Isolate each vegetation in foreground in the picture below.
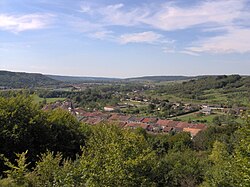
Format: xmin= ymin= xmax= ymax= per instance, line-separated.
xmin=0 ymin=95 xmax=249 ymax=186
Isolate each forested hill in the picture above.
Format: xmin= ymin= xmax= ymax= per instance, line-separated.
xmin=47 ymin=75 xmax=120 ymax=82
xmin=182 ymin=75 xmax=250 ymax=90
xmin=0 ymin=71 xmax=60 ymax=88
xmin=159 ymin=75 xmax=250 ymax=95
xmin=125 ymin=76 xmax=193 ymax=82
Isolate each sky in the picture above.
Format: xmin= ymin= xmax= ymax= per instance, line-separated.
xmin=0 ymin=0 xmax=250 ymax=78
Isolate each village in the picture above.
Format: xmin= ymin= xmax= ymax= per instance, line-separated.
xmin=43 ymin=100 xmax=209 ymax=137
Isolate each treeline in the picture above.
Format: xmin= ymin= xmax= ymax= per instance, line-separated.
xmin=0 ymin=95 xmax=249 ymax=186
xmin=0 ymin=71 xmax=59 ymax=88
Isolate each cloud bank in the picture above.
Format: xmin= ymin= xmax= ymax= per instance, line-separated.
xmin=1 ymin=0 xmax=250 ymax=54
xmin=0 ymin=14 xmax=54 ymax=33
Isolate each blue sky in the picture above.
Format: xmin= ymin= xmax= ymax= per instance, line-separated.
xmin=0 ymin=0 xmax=250 ymax=77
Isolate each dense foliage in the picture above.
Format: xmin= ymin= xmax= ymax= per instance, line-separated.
xmin=0 ymin=95 xmax=87 ymax=175
xmin=0 ymin=71 xmax=59 ymax=88
xmin=0 ymin=95 xmax=249 ymax=186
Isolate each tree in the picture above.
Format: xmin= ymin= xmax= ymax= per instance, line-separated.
xmin=47 ymin=109 xmax=85 ymax=159
xmin=156 ymin=149 xmax=206 ymax=187
xmin=201 ymin=141 xmax=233 ymax=187
xmin=0 ymin=95 xmax=87 ymax=176
xmin=0 ymin=95 xmax=51 ymax=174
xmin=79 ymin=124 xmax=157 ymax=186
xmin=231 ymin=119 xmax=250 ymax=186
xmin=0 ymin=151 xmax=31 ymax=186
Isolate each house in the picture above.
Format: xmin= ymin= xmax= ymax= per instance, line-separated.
xmin=83 ymin=112 xmax=103 ymax=118
xmin=156 ymin=119 xmax=171 ymax=126
xmin=127 ymin=116 xmax=144 ymax=123
xmin=125 ymin=123 xmax=138 ymax=129
xmin=125 ymin=123 xmax=150 ymax=130
xmin=176 ymin=122 xmax=192 ymax=130
xmin=74 ymin=108 xmax=87 ymax=116
xmin=108 ymin=114 xmax=131 ymax=122
xmin=156 ymin=119 xmax=179 ymax=128
xmin=150 ymin=124 xmax=162 ymax=132
xmin=141 ymin=117 xmax=158 ymax=124
xmin=201 ymin=106 xmax=212 ymax=115
xmin=163 ymin=126 xmax=173 ymax=133
xmin=104 ymin=106 xmax=116 ymax=112
xmin=138 ymin=123 xmax=150 ymax=130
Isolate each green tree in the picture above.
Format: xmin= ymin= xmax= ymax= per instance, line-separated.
xmin=47 ymin=109 xmax=85 ymax=159
xmin=0 ymin=95 xmax=50 ymax=174
xmin=231 ymin=119 xmax=250 ymax=186
xmin=156 ymin=149 xmax=206 ymax=187
xmin=0 ymin=151 xmax=31 ymax=187
xmin=79 ymin=124 xmax=156 ymax=186
xmin=201 ymin=141 xmax=233 ymax=187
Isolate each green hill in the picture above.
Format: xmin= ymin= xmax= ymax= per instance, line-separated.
xmin=125 ymin=76 xmax=193 ymax=82
xmin=46 ymin=75 xmax=120 ymax=82
xmin=154 ymin=75 xmax=250 ymax=106
xmin=0 ymin=71 xmax=60 ymax=88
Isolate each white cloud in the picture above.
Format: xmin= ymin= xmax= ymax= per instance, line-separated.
xmin=119 ymin=31 xmax=162 ymax=44
xmin=163 ymin=47 xmax=175 ymax=53
xmin=77 ymin=0 xmax=250 ymax=54
xmin=0 ymin=14 xmax=53 ymax=33
xmin=88 ymin=30 xmax=114 ymax=40
xmin=80 ymin=0 xmax=248 ymax=31
xmin=180 ymin=50 xmax=200 ymax=56
xmin=144 ymin=0 xmax=246 ymax=31
xmin=80 ymin=2 xmax=150 ymax=27
xmin=186 ymin=27 xmax=250 ymax=54
xmin=80 ymin=5 xmax=92 ymax=13
xmin=99 ymin=3 xmax=149 ymax=26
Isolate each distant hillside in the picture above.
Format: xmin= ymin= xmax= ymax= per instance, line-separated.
xmin=47 ymin=75 xmax=121 ymax=83
xmin=0 ymin=71 xmax=60 ymax=88
xmin=160 ymin=75 xmax=250 ymax=95
xmin=125 ymin=76 xmax=193 ymax=82
xmin=47 ymin=75 xmax=193 ymax=83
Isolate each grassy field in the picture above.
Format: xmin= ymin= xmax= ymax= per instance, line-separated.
xmin=32 ymin=94 xmax=66 ymax=104
xmin=145 ymin=87 xmax=249 ymax=107
xmin=176 ymin=112 xmax=218 ymax=124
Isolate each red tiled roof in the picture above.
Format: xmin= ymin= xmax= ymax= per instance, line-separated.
xmin=156 ymin=119 xmax=179 ymax=127
xmin=166 ymin=120 xmax=180 ymax=127
xmin=176 ymin=122 xmax=192 ymax=129
xmin=141 ymin=117 xmax=158 ymax=124
xmin=108 ymin=114 xmax=120 ymax=120
xmin=156 ymin=119 xmax=170 ymax=125
xmin=108 ymin=114 xmax=131 ymax=121
xmin=138 ymin=123 xmax=150 ymax=129
xmin=119 ymin=115 xmax=131 ymax=121
xmin=163 ymin=126 xmax=173 ymax=132
xmin=128 ymin=116 xmax=144 ymax=122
